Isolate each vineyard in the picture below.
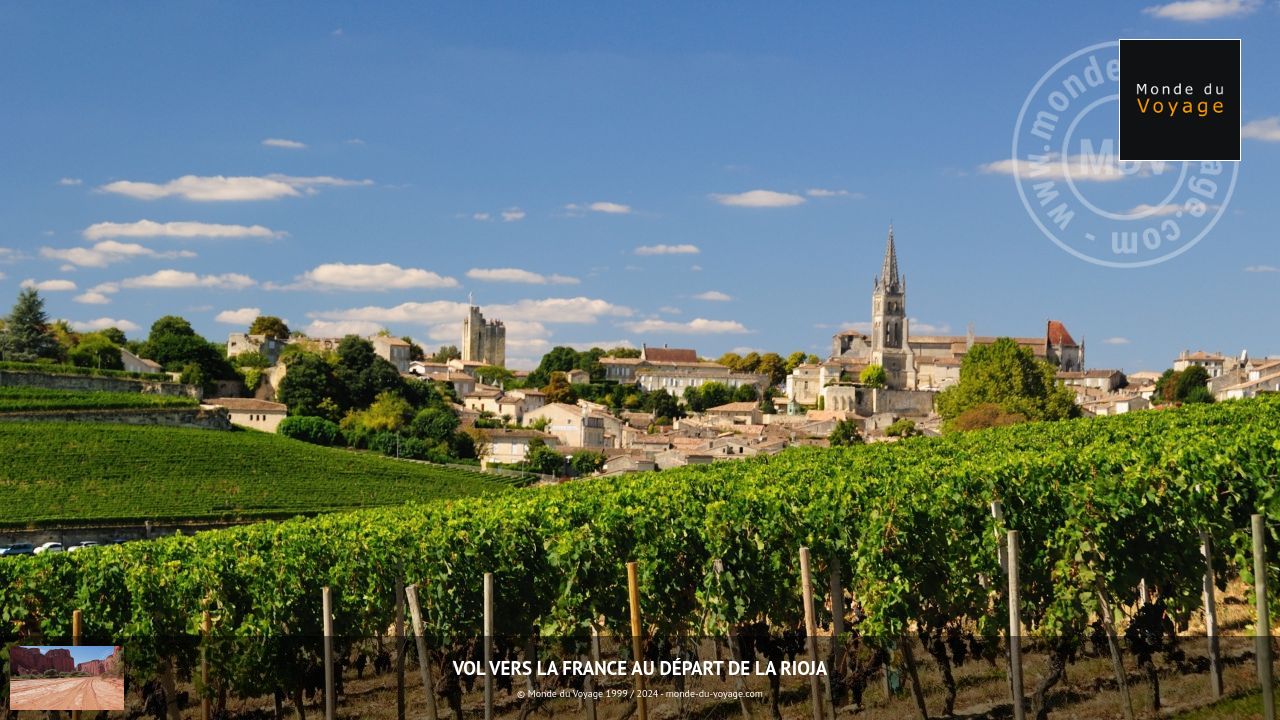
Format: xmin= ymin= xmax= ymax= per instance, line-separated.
xmin=0 ymin=360 xmax=168 ymax=381
xmin=0 ymin=386 xmax=198 ymax=412
xmin=2 ymin=397 xmax=1280 ymax=719
xmin=0 ymin=423 xmax=512 ymax=527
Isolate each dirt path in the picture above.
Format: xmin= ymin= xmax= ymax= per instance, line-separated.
xmin=9 ymin=676 xmax=126 ymax=711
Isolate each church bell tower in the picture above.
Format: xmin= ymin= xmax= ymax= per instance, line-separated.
xmin=869 ymin=225 xmax=913 ymax=389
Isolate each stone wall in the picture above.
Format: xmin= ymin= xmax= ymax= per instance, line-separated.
xmin=0 ymin=405 xmax=231 ymax=430
xmin=869 ymin=388 xmax=936 ymax=416
xmin=0 ymin=369 xmax=200 ymax=398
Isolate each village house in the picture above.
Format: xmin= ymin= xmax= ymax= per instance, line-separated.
xmin=601 ymin=344 xmax=768 ymax=394
xmin=208 ymin=397 xmax=289 ymax=432
xmin=1058 ymin=369 xmax=1127 ymax=392
xmin=523 ymin=402 xmax=610 ymax=449
xmin=1173 ymin=350 xmax=1235 ymax=378
xmin=371 ymin=335 xmax=412 ymax=373
xmin=703 ymin=401 xmax=763 ymax=426
xmin=478 ymin=428 xmax=558 ymax=466
xmin=119 ymin=347 xmax=163 ymax=374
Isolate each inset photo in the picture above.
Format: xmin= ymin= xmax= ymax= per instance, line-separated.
xmin=8 ymin=645 xmax=124 ymax=712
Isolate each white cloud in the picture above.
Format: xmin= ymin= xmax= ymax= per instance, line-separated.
xmin=711 ymin=189 xmax=806 ymax=208
xmin=566 ymin=339 xmax=635 ymax=351
xmin=0 ymin=247 xmax=24 ymax=263
xmin=620 ymin=318 xmax=749 ymax=335
xmin=215 ymin=307 xmax=263 ymax=325
xmin=501 ymin=207 xmax=526 ymax=222
xmin=1242 ymin=117 xmax=1280 ymax=142
xmin=303 ymin=319 xmax=385 ymax=337
xmin=980 ymin=154 xmax=1171 ymax=183
xmin=1127 ymin=202 xmax=1221 ymax=217
xmin=658 ymin=306 xmax=681 ymax=315
xmin=279 ymin=263 xmax=459 ymax=291
xmin=73 ymin=291 xmax=112 ymax=305
xmin=472 ymin=212 xmax=492 ymax=221
xmin=41 ymin=241 xmax=196 ymax=268
xmin=806 ymin=188 xmax=864 ymax=199
xmin=589 ymin=201 xmax=632 ymax=215
xmin=1103 ymin=337 xmax=1132 ymax=345
xmin=841 ymin=318 xmax=951 ymax=335
xmin=99 ymin=174 xmax=372 ymax=201
xmin=466 ymin=268 xmax=579 ymax=285
xmin=69 ymin=317 xmax=140 ymax=332
xmin=345 ymin=138 xmax=366 ymax=145
xmin=20 ymin=278 xmax=77 ymax=292
xmin=310 ymin=297 xmax=632 ymax=327
xmin=1143 ymin=0 xmax=1259 ymax=21
xmin=1245 ymin=265 xmax=1279 ymax=273
xmin=694 ymin=290 xmax=733 ymax=302
xmin=122 ymin=270 xmax=255 ymax=290
xmin=0 ymin=271 xmax=5 ymax=280
xmin=84 ymin=219 xmax=282 ymax=241
xmin=262 ymin=138 xmax=307 ymax=149
xmin=635 ymin=244 xmax=700 ymax=256
xmin=59 ymin=177 xmax=82 ymax=186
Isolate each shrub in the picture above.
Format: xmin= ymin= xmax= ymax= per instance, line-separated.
xmin=885 ymin=418 xmax=920 ymax=437
xmin=278 ymin=416 xmax=345 ymax=447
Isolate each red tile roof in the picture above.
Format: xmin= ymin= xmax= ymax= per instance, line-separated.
xmin=1047 ymin=320 xmax=1076 ymax=347
xmin=641 ymin=346 xmax=699 ymax=363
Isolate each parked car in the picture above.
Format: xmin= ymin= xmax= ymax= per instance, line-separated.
xmin=68 ymin=541 xmax=100 ymax=553
xmin=33 ymin=542 xmax=64 ymax=554
xmin=0 ymin=543 xmax=36 ymax=556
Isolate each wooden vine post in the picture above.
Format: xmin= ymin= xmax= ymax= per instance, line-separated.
xmin=1201 ymin=531 xmax=1222 ymax=699
xmin=405 ymin=584 xmax=440 ymax=720
xmin=826 ymin=557 xmax=842 ymax=718
xmin=627 ymin=561 xmax=649 ymax=720
xmin=713 ymin=559 xmax=754 ymax=720
xmin=1254 ymin=514 xmax=1275 ymax=720
xmin=323 ymin=586 xmax=335 ymax=720
xmin=1094 ymin=582 xmax=1136 ymax=720
xmin=72 ymin=609 xmax=82 ymax=720
xmin=201 ymin=609 xmax=212 ymax=720
xmin=1006 ymin=530 xmax=1025 ymax=720
xmin=395 ymin=579 xmax=407 ymax=720
xmin=798 ymin=547 xmax=825 ymax=720
xmin=484 ymin=572 xmax=495 ymax=720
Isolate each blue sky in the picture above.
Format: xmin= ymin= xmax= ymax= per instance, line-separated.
xmin=18 ymin=646 xmax=117 ymax=665
xmin=0 ymin=2 xmax=1276 ymax=371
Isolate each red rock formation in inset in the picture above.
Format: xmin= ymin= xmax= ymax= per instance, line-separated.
xmin=10 ymin=646 xmax=76 ymax=675
xmin=75 ymin=646 xmax=123 ymax=676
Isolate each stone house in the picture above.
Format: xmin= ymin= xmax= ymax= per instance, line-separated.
xmin=478 ymin=428 xmax=558 ymax=466
xmin=208 ymin=397 xmax=288 ymax=432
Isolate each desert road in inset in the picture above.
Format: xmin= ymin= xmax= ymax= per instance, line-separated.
xmin=9 ymin=676 xmax=126 ymax=711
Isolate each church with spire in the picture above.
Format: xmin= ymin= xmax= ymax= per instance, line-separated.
xmin=790 ymin=225 xmax=1084 ymax=405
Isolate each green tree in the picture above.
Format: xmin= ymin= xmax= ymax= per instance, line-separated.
xmin=935 ymin=338 xmax=1079 ymax=431
xmin=142 ymin=315 xmax=236 ymax=389
xmin=732 ymin=384 xmax=758 ymax=402
xmin=757 ymin=352 xmax=787 ymax=386
xmin=885 ymin=418 xmax=920 ymax=437
xmin=335 ymin=335 xmax=404 ymax=408
xmin=543 ymin=371 xmax=578 ymax=404
xmin=785 ymin=351 xmax=808 ymax=374
xmin=475 ymin=365 xmax=515 ymax=386
xmin=528 ymin=346 xmax=579 ymax=387
xmin=278 ymin=352 xmax=344 ymax=420
xmin=401 ymin=336 xmax=425 ymax=362
xmin=67 ymin=332 xmax=124 ymax=370
xmin=646 ymin=389 xmax=685 ymax=422
xmin=410 ymin=406 xmax=460 ymax=443
xmin=684 ymin=381 xmax=733 ymax=412
xmin=1175 ymin=365 xmax=1213 ymax=403
xmin=248 ymin=315 xmax=290 ymax=339
xmin=355 ymin=391 xmax=415 ymax=432
xmin=828 ymin=418 xmax=864 ymax=446
xmin=859 ymin=364 xmax=887 ymax=389
xmin=0 ymin=288 xmax=60 ymax=361
xmin=99 ymin=327 xmax=128 ymax=346
xmin=524 ymin=438 xmax=565 ymax=476
xmin=570 ymin=450 xmax=606 ymax=476
xmin=428 ymin=345 xmax=461 ymax=363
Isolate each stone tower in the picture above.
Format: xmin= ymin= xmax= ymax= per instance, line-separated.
xmin=461 ymin=303 xmax=506 ymax=367
xmin=869 ymin=225 xmax=914 ymax=390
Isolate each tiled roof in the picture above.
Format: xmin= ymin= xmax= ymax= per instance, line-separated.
xmin=1046 ymin=320 xmax=1076 ymax=347
xmin=641 ymin=346 xmax=699 ymax=363
xmin=208 ymin=397 xmax=287 ymax=412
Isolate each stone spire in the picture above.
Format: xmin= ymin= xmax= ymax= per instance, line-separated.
xmin=877 ymin=224 xmax=901 ymax=292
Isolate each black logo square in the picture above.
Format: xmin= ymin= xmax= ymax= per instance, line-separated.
xmin=1119 ymin=39 xmax=1240 ymax=161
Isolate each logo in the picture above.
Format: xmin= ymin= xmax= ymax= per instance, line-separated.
xmin=1011 ymin=41 xmax=1238 ymax=268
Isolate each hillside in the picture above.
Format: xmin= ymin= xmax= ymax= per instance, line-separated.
xmin=0 ymin=423 xmax=512 ymax=527
xmin=0 ymin=387 xmax=198 ymax=412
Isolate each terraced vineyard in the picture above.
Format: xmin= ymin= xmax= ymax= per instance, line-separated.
xmin=0 ymin=422 xmax=512 ymax=527
xmin=4 ymin=398 xmax=1280 ymax=718
xmin=0 ymin=386 xmax=198 ymax=412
